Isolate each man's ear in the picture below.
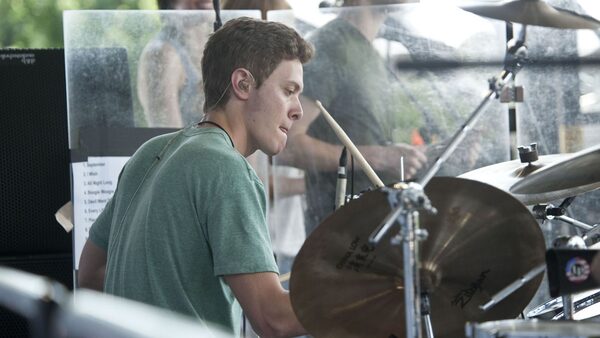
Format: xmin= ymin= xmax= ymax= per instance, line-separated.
xmin=230 ymin=68 xmax=253 ymax=100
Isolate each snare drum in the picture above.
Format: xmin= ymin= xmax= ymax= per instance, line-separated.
xmin=466 ymin=319 xmax=600 ymax=338
xmin=527 ymin=289 xmax=600 ymax=321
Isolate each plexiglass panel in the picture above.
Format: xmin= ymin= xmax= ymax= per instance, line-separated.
xmin=269 ymin=1 xmax=600 ymax=316
xmin=269 ymin=3 xmax=511 ymax=281
xmin=64 ymin=9 xmax=261 ymax=145
xmin=63 ymin=10 xmax=266 ymax=270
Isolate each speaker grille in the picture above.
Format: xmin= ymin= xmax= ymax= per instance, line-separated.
xmin=0 ymin=49 xmax=72 ymax=255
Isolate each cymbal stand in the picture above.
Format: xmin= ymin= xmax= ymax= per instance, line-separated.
xmin=369 ymin=183 xmax=436 ymax=338
xmin=419 ymin=25 xmax=528 ymax=187
xmin=544 ymin=197 xmax=600 ymax=321
xmin=481 ymin=196 xmax=596 ymax=311
xmin=560 ymin=235 xmax=586 ymax=320
xmin=368 ymin=28 xmax=529 ymax=333
xmin=421 ymin=293 xmax=434 ymax=338
xmin=533 ymin=198 xmax=596 ymax=232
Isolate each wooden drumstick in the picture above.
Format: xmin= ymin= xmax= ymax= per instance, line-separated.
xmin=315 ymin=100 xmax=385 ymax=188
xmin=279 ymin=272 xmax=291 ymax=283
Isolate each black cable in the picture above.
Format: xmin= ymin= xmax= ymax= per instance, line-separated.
xmin=213 ymin=0 xmax=222 ymax=32
xmin=350 ymin=154 xmax=355 ymax=200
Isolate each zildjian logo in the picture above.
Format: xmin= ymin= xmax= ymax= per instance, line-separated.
xmin=451 ymin=269 xmax=491 ymax=308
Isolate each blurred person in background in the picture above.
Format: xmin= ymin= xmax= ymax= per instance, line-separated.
xmin=137 ymin=0 xmax=213 ymax=127
xmin=281 ymin=0 xmax=428 ymax=235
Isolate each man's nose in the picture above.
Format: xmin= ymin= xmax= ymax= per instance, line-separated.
xmin=290 ymin=96 xmax=303 ymax=121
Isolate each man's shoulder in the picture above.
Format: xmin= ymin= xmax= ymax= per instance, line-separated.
xmin=310 ymin=19 xmax=356 ymax=45
xmin=182 ymin=130 xmax=255 ymax=177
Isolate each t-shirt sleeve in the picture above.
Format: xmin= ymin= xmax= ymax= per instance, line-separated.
xmin=88 ymin=164 xmax=127 ymax=251
xmin=88 ymin=194 xmax=115 ymax=251
xmin=206 ymin=162 xmax=278 ymax=277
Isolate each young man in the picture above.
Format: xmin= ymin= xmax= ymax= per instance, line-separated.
xmin=78 ymin=17 xmax=313 ymax=338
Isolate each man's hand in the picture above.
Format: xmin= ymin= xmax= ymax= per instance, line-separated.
xmin=360 ymin=144 xmax=427 ymax=179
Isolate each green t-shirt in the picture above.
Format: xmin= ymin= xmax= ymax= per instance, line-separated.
xmin=89 ymin=126 xmax=278 ymax=335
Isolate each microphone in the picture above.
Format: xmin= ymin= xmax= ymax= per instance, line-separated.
xmin=335 ymin=147 xmax=348 ymax=210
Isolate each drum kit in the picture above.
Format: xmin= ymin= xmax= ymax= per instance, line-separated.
xmin=288 ymin=1 xmax=600 ymax=337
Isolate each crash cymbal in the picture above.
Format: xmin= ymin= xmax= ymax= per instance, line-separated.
xmin=461 ymin=0 xmax=600 ymax=30
xmin=459 ymin=154 xmax=574 ymax=204
xmin=511 ymin=144 xmax=600 ymax=197
xmin=290 ymin=177 xmax=545 ymax=338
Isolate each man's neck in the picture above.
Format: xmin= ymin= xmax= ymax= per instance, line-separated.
xmin=344 ymin=8 xmax=386 ymax=42
xmin=203 ymin=106 xmax=255 ymax=157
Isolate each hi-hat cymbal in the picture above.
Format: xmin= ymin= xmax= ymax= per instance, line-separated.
xmin=459 ymin=154 xmax=576 ymax=204
xmin=461 ymin=0 xmax=600 ymax=30
xmin=511 ymin=144 xmax=600 ymax=197
xmin=290 ymin=177 xmax=545 ymax=338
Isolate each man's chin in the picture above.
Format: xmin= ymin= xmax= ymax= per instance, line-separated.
xmin=267 ymin=142 xmax=287 ymax=157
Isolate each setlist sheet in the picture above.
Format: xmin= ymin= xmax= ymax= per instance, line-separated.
xmin=72 ymin=156 xmax=129 ymax=269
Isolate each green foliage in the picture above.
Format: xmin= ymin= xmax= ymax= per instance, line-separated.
xmin=0 ymin=0 xmax=158 ymax=48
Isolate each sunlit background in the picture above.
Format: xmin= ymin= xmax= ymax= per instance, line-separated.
xmin=4 ymin=0 xmax=600 ymax=51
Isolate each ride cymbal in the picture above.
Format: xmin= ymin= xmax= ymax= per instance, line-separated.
xmin=461 ymin=0 xmax=600 ymax=30
xmin=459 ymin=154 xmax=574 ymax=204
xmin=511 ymin=144 xmax=600 ymax=197
xmin=290 ymin=177 xmax=545 ymax=338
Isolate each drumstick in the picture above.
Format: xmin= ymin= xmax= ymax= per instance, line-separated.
xmin=279 ymin=272 xmax=291 ymax=283
xmin=315 ymin=100 xmax=385 ymax=188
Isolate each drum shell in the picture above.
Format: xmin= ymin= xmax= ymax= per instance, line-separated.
xmin=466 ymin=319 xmax=600 ymax=338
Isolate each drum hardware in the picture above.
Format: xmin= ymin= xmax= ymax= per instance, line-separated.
xmin=380 ymin=26 xmax=531 ymax=336
xmin=551 ymin=291 xmax=600 ymax=321
xmin=418 ymin=59 xmax=522 ymax=186
xmin=418 ymin=22 xmax=527 ymax=186
xmin=461 ymin=0 xmax=600 ymax=30
xmin=527 ymin=289 xmax=600 ymax=320
xmin=532 ymin=196 xmax=600 ymax=247
xmin=511 ymin=143 xmax=600 ymax=198
xmin=499 ymin=83 xmax=524 ymax=104
xmin=421 ymin=293 xmax=434 ymax=338
xmin=534 ymin=202 xmax=595 ymax=232
xmin=563 ymin=293 xmax=575 ymax=320
xmin=517 ymin=143 xmax=538 ymax=164
xmin=548 ymin=236 xmax=586 ymax=321
xmin=290 ymin=177 xmax=545 ymax=338
xmin=584 ymin=226 xmax=600 ymax=248
xmin=533 ymin=196 xmax=596 ymax=232
xmin=466 ymin=319 xmax=600 ymax=338
xmin=368 ymin=182 xmax=435 ymax=338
